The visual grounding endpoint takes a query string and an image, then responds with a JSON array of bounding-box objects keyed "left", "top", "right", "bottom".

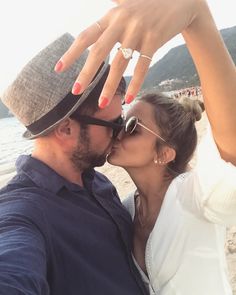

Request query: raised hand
[{"left": 54, "top": 0, "right": 200, "bottom": 108}]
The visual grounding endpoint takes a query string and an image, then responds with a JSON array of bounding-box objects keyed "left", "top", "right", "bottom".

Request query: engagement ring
[{"left": 118, "top": 47, "right": 133, "bottom": 59}]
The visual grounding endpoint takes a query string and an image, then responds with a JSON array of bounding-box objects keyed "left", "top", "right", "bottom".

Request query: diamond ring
[{"left": 118, "top": 47, "right": 133, "bottom": 59}]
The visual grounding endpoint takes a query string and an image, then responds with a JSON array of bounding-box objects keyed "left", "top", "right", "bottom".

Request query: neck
[
  {"left": 126, "top": 166, "right": 172, "bottom": 225},
  {"left": 32, "top": 140, "right": 84, "bottom": 186}
]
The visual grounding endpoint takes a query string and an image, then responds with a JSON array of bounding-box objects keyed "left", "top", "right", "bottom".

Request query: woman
[{"left": 107, "top": 93, "right": 235, "bottom": 294}]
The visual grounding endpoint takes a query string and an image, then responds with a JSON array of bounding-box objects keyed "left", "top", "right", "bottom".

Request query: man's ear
[
  {"left": 157, "top": 146, "right": 176, "bottom": 165},
  {"left": 53, "top": 119, "right": 73, "bottom": 139}
]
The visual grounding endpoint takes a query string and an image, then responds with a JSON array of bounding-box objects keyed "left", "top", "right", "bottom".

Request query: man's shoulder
[
  {"left": 0, "top": 172, "right": 39, "bottom": 197},
  {"left": 0, "top": 173, "right": 47, "bottom": 218}
]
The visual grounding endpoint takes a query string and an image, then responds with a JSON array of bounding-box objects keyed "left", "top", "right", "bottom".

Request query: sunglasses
[
  {"left": 70, "top": 113, "right": 124, "bottom": 139},
  {"left": 124, "top": 116, "right": 167, "bottom": 143}
]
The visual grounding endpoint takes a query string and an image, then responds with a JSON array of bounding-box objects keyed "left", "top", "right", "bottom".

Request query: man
[{"left": 0, "top": 33, "right": 147, "bottom": 295}]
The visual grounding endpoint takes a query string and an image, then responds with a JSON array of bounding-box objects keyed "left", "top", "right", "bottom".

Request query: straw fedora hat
[{"left": 1, "top": 33, "right": 109, "bottom": 139}]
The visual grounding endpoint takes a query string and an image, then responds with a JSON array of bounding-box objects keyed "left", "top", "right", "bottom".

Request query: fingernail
[
  {"left": 125, "top": 94, "right": 134, "bottom": 104},
  {"left": 72, "top": 82, "right": 81, "bottom": 95},
  {"left": 99, "top": 96, "right": 109, "bottom": 109},
  {"left": 54, "top": 60, "right": 63, "bottom": 72}
]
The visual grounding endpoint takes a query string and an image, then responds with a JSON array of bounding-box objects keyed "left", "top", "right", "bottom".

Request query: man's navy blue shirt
[{"left": 0, "top": 155, "right": 147, "bottom": 295}]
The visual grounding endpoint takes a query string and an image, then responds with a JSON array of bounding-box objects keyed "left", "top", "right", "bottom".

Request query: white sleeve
[{"left": 193, "top": 126, "right": 236, "bottom": 225}]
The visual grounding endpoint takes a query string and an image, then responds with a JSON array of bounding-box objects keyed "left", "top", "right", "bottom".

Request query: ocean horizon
[{"left": 0, "top": 117, "right": 33, "bottom": 187}]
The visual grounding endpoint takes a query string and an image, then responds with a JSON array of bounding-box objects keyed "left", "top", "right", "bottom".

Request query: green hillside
[{"left": 130, "top": 26, "right": 236, "bottom": 92}]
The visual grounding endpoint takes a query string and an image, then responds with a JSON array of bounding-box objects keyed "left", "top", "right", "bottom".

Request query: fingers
[
  {"left": 71, "top": 23, "right": 123, "bottom": 96},
  {"left": 53, "top": 0, "right": 162, "bottom": 108},
  {"left": 54, "top": 22, "right": 104, "bottom": 73},
  {"left": 54, "top": 6, "right": 115, "bottom": 73},
  {"left": 98, "top": 36, "right": 153, "bottom": 107},
  {"left": 98, "top": 43, "right": 136, "bottom": 108},
  {"left": 111, "top": 0, "right": 125, "bottom": 4},
  {"left": 97, "top": 25, "right": 140, "bottom": 108},
  {"left": 124, "top": 52, "right": 153, "bottom": 104}
]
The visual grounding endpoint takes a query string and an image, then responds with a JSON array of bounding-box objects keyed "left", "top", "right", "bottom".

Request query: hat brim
[{"left": 23, "top": 129, "right": 36, "bottom": 140}]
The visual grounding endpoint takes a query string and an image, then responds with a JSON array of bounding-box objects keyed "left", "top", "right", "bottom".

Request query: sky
[{"left": 0, "top": 0, "right": 235, "bottom": 95}]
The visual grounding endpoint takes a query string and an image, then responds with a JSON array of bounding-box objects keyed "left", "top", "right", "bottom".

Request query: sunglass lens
[{"left": 125, "top": 117, "right": 137, "bottom": 134}]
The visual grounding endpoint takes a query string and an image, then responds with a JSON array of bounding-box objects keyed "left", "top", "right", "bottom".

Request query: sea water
[{"left": 0, "top": 117, "right": 33, "bottom": 186}]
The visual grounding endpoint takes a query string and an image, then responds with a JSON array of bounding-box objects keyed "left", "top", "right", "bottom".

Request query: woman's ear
[{"left": 157, "top": 146, "right": 176, "bottom": 165}]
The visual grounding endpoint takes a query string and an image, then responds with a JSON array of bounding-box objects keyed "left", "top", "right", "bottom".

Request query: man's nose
[{"left": 116, "top": 129, "right": 125, "bottom": 141}]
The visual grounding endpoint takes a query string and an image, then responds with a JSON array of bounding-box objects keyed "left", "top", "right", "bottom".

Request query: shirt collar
[{"left": 16, "top": 155, "right": 95, "bottom": 194}]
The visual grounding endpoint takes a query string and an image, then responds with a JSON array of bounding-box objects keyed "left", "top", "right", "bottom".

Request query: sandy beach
[{"left": 1, "top": 111, "right": 236, "bottom": 293}]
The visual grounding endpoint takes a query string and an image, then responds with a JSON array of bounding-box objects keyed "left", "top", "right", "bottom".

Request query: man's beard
[{"left": 70, "top": 127, "right": 112, "bottom": 171}]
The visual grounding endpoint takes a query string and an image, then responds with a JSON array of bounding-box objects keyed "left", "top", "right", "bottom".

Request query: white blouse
[{"left": 123, "top": 128, "right": 236, "bottom": 295}]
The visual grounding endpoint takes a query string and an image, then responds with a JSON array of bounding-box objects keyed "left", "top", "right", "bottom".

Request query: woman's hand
[{"left": 54, "top": 0, "right": 201, "bottom": 107}]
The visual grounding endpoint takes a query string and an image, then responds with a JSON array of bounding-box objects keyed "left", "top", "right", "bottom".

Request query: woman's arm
[{"left": 182, "top": 1, "right": 236, "bottom": 164}]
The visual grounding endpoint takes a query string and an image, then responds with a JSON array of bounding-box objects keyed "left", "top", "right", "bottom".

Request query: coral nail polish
[
  {"left": 54, "top": 60, "right": 63, "bottom": 72},
  {"left": 72, "top": 82, "right": 81, "bottom": 95},
  {"left": 99, "top": 97, "right": 109, "bottom": 109},
  {"left": 125, "top": 94, "right": 134, "bottom": 104}
]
